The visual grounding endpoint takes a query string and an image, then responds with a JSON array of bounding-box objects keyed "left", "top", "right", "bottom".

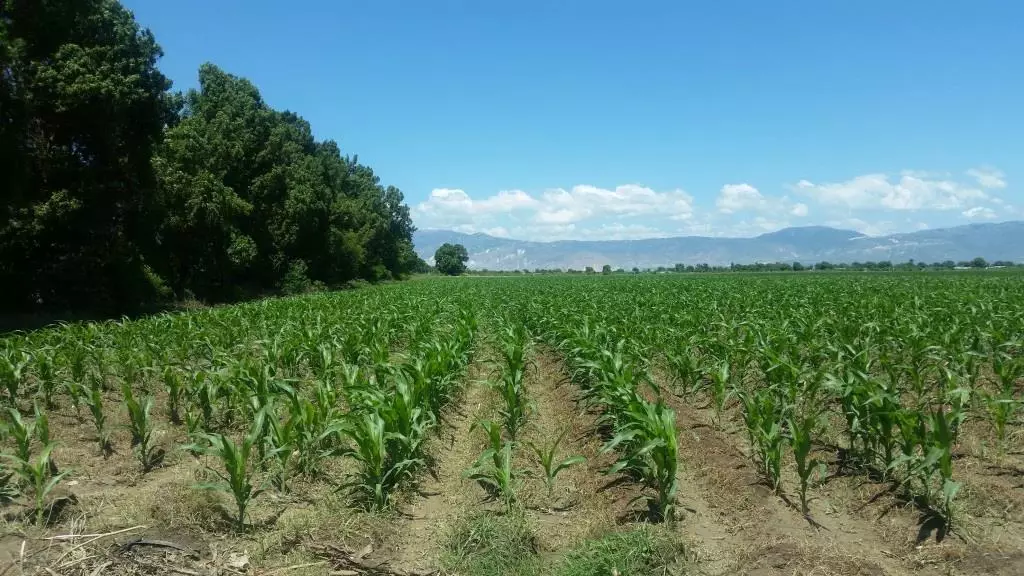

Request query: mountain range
[{"left": 412, "top": 221, "right": 1024, "bottom": 271}]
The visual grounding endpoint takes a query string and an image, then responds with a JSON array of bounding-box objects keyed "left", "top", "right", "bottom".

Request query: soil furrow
[
  {"left": 387, "top": 354, "right": 496, "bottom": 573},
  {"left": 660, "top": 387, "right": 918, "bottom": 576},
  {"left": 516, "top": 351, "right": 639, "bottom": 554}
]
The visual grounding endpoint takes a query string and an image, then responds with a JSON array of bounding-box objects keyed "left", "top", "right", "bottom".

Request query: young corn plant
[
  {"left": 708, "top": 359, "right": 732, "bottom": 429},
  {"left": 265, "top": 412, "right": 297, "bottom": 492},
  {"left": 191, "top": 370, "right": 219, "bottom": 430},
  {"left": 0, "top": 347, "right": 30, "bottom": 406},
  {"left": 3, "top": 442, "right": 69, "bottom": 525},
  {"left": 122, "top": 384, "right": 159, "bottom": 471},
  {"left": 492, "top": 322, "right": 532, "bottom": 439},
  {"left": 189, "top": 410, "right": 267, "bottom": 531},
  {"left": 665, "top": 337, "right": 703, "bottom": 395},
  {"left": 926, "top": 406, "right": 962, "bottom": 528},
  {"left": 65, "top": 345, "right": 90, "bottom": 414},
  {"left": 986, "top": 350, "right": 1022, "bottom": 452},
  {"left": 465, "top": 420, "right": 524, "bottom": 510},
  {"left": 34, "top": 351, "right": 58, "bottom": 409},
  {"left": 0, "top": 467, "right": 16, "bottom": 503},
  {"left": 602, "top": 399, "right": 679, "bottom": 522},
  {"left": 84, "top": 375, "right": 111, "bottom": 454},
  {"left": 184, "top": 407, "right": 204, "bottom": 457},
  {"left": 737, "top": 386, "right": 785, "bottom": 494},
  {"left": 526, "top": 428, "right": 585, "bottom": 502},
  {"left": 33, "top": 403, "right": 51, "bottom": 447},
  {"left": 4, "top": 408, "right": 35, "bottom": 464},
  {"left": 287, "top": 392, "right": 346, "bottom": 477},
  {"left": 340, "top": 411, "right": 420, "bottom": 510},
  {"left": 787, "top": 412, "right": 824, "bottom": 517},
  {"left": 163, "top": 366, "right": 184, "bottom": 424}
]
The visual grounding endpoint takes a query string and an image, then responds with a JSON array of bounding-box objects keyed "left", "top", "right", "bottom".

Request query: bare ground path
[
  {"left": 386, "top": 355, "right": 496, "bottom": 573},
  {"left": 516, "top": 351, "right": 639, "bottom": 554}
]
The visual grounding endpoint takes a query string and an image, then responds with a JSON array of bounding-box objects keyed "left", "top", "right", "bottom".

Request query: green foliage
[
  {"left": 0, "top": 3, "right": 416, "bottom": 315},
  {"left": 555, "top": 526, "right": 688, "bottom": 576},
  {"left": 34, "top": 351, "right": 58, "bottom": 408},
  {"left": 340, "top": 411, "right": 417, "bottom": 510},
  {"left": 122, "top": 384, "right": 159, "bottom": 471},
  {"left": 0, "top": 0, "right": 172, "bottom": 313},
  {"left": 493, "top": 320, "right": 532, "bottom": 438},
  {"left": 435, "top": 243, "right": 469, "bottom": 276},
  {"left": 4, "top": 408, "right": 35, "bottom": 464},
  {"left": 526, "top": 428, "right": 585, "bottom": 501},
  {"left": 188, "top": 410, "right": 267, "bottom": 531},
  {"left": 162, "top": 366, "right": 184, "bottom": 424},
  {"left": 153, "top": 64, "right": 415, "bottom": 303},
  {"left": 787, "top": 412, "right": 824, "bottom": 516},
  {"left": 84, "top": 375, "right": 111, "bottom": 453},
  {"left": 602, "top": 399, "right": 680, "bottom": 522},
  {"left": 3, "top": 442, "right": 69, "bottom": 525},
  {"left": 465, "top": 420, "right": 525, "bottom": 509},
  {"left": 0, "top": 347, "right": 30, "bottom": 405},
  {"left": 3, "top": 405, "right": 66, "bottom": 523},
  {"left": 441, "top": 511, "right": 538, "bottom": 576}
]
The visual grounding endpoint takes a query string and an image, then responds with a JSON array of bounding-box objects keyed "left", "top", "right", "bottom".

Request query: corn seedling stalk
[
  {"left": 737, "top": 387, "right": 785, "bottom": 494},
  {"left": 4, "top": 408, "right": 35, "bottom": 465},
  {"left": 2, "top": 442, "right": 68, "bottom": 525},
  {"left": 708, "top": 360, "right": 731, "bottom": 429},
  {"left": 189, "top": 410, "right": 267, "bottom": 531},
  {"left": 35, "top": 352, "right": 57, "bottom": 408},
  {"left": 526, "top": 428, "right": 584, "bottom": 501},
  {"left": 163, "top": 366, "right": 184, "bottom": 424},
  {"left": 0, "top": 347, "right": 30, "bottom": 406},
  {"left": 465, "top": 420, "right": 523, "bottom": 510},
  {"left": 340, "top": 411, "right": 419, "bottom": 510},
  {"left": 266, "top": 412, "right": 297, "bottom": 492},
  {"left": 602, "top": 399, "right": 679, "bottom": 522},
  {"left": 493, "top": 321, "right": 532, "bottom": 439},
  {"left": 84, "top": 375, "right": 111, "bottom": 454},
  {"left": 122, "top": 383, "right": 159, "bottom": 471},
  {"left": 787, "top": 412, "right": 824, "bottom": 517}
]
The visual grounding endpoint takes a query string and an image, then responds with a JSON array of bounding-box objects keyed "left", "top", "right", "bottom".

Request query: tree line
[
  {"left": 467, "top": 257, "right": 1016, "bottom": 275},
  {"left": 1, "top": 0, "right": 419, "bottom": 315}
]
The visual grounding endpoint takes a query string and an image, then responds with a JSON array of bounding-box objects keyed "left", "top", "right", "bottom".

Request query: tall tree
[
  {"left": 0, "top": 0, "right": 172, "bottom": 312},
  {"left": 154, "top": 64, "right": 417, "bottom": 301},
  {"left": 434, "top": 243, "right": 469, "bottom": 276}
]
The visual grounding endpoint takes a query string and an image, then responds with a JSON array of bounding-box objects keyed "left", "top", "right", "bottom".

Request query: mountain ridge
[{"left": 413, "top": 221, "right": 1024, "bottom": 270}]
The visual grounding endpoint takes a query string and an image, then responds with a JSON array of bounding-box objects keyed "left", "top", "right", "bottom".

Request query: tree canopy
[
  {"left": 434, "top": 243, "right": 469, "bottom": 276},
  {"left": 0, "top": 1, "right": 417, "bottom": 314}
]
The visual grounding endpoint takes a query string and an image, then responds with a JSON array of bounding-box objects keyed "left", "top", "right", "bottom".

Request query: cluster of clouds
[{"left": 412, "top": 166, "right": 1013, "bottom": 241}]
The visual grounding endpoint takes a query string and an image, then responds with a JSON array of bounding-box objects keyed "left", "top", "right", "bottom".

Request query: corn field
[{"left": 1, "top": 273, "right": 1022, "bottom": 575}]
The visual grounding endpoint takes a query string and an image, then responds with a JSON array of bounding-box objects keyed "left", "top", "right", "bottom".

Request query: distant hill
[{"left": 412, "top": 222, "right": 1024, "bottom": 270}]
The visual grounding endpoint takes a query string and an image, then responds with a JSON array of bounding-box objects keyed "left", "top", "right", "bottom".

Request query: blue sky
[{"left": 124, "top": 0, "right": 1023, "bottom": 240}]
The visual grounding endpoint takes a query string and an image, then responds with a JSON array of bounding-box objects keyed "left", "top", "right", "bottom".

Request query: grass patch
[
  {"left": 441, "top": 509, "right": 539, "bottom": 576},
  {"left": 554, "top": 525, "right": 689, "bottom": 576},
  {"left": 441, "top": 513, "right": 689, "bottom": 576}
]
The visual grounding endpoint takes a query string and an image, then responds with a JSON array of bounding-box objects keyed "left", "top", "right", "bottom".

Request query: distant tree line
[
  {"left": 462, "top": 257, "right": 1017, "bottom": 276},
  {"left": 0, "top": 0, "right": 420, "bottom": 315}
]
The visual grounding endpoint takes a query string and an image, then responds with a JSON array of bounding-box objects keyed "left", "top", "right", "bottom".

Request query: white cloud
[
  {"left": 962, "top": 206, "right": 997, "bottom": 220},
  {"left": 716, "top": 183, "right": 765, "bottom": 213},
  {"left": 794, "top": 171, "right": 987, "bottom": 211},
  {"left": 967, "top": 167, "right": 1007, "bottom": 189},
  {"left": 413, "top": 183, "right": 694, "bottom": 240},
  {"left": 536, "top": 184, "right": 694, "bottom": 223},
  {"left": 414, "top": 188, "right": 538, "bottom": 224},
  {"left": 413, "top": 165, "right": 1009, "bottom": 241}
]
